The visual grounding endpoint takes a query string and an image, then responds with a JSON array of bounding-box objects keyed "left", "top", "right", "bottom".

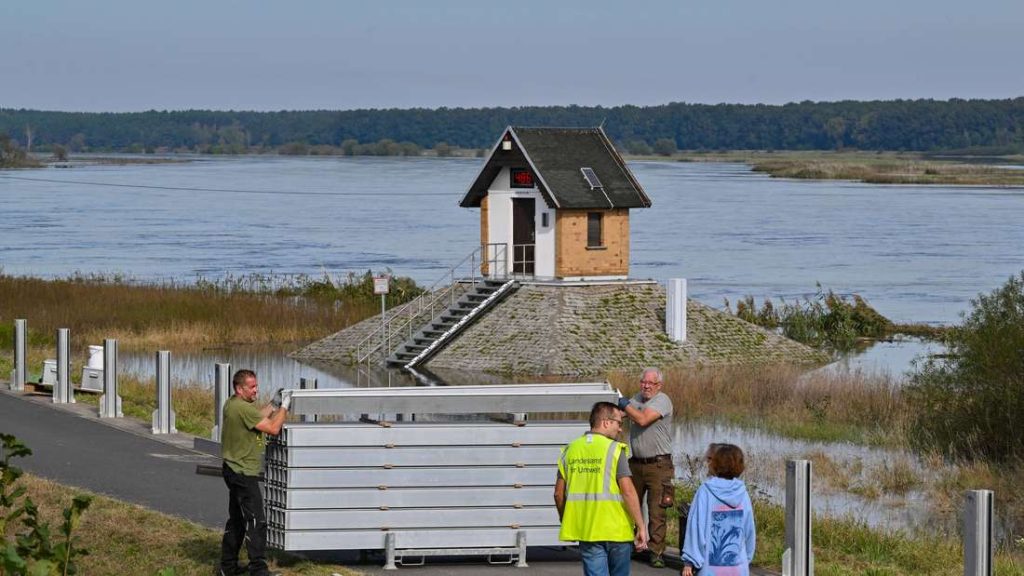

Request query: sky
[{"left": 2, "top": 0, "right": 1023, "bottom": 112}]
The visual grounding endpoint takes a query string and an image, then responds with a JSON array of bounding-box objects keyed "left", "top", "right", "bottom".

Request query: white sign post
[{"left": 374, "top": 275, "right": 390, "bottom": 361}]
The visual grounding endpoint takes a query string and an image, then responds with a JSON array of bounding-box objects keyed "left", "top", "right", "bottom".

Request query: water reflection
[
  {"left": 116, "top": 347, "right": 568, "bottom": 390},
  {"left": 817, "top": 336, "right": 944, "bottom": 380}
]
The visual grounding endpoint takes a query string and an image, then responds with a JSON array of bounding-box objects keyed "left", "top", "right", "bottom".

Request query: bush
[
  {"left": 728, "top": 285, "right": 892, "bottom": 351},
  {"left": 906, "top": 271, "right": 1024, "bottom": 462},
  {"left": 1, "top": 434, "right": 92, "bottom": 575}
]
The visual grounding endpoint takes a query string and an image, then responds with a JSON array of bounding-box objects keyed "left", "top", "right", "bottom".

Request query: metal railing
[{"left": 355, "top": 243, "right": 508, "bottom": 365}]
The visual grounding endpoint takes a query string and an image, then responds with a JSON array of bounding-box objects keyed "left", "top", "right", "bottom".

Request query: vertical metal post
[
  {"left": 12, "top": 319, "right": 27, "bottom": 391},
  {"left": 152, "top": 350, "right": 177, "bottom": 434},
  {"left": 783, "top": 459, "right": 813, "bottom": 576},
  {"left": 300, "top": 377, "right": 317, "bottom": 423},
  {"left": 54, "top": 328, "right": 73, "bottom": 403},
  {"left": 99, "top": 338, "right": 122, "bottom": 418},
  {"left": 380, "top": 293, "right": 386, "bottom": 364},
  {"left": 964, "top": 489, "right": 993, "bottom": 576},
  {"left": 383, "top": 532, "right": 397, "bottom": 570},
  {"left": 515, "top": 530, "right": 529, "bottom": 568},
  {"left": 666, "top": 278, "right": 687, "bottom": 343},
  {"left": 212, "top": 362, "right": 231, "bottom": 442}
]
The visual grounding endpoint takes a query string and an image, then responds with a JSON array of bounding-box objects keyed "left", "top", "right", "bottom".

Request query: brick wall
[{"left": 555, "top": 208, "right": 629, "bottom": 277}]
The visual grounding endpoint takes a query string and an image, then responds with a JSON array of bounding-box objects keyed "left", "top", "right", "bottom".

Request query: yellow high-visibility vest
[{"left": 558, "top": 432, "right": 635, "bottom": 542}]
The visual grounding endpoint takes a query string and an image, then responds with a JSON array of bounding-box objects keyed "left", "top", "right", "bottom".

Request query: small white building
[{"left": 460, "top": 126, "right": 652, "bottom": 281}]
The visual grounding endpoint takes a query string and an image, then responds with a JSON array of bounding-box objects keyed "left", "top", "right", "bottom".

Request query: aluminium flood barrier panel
[{"left": 265, "top": 384, "right": 616, "bottom": 568}]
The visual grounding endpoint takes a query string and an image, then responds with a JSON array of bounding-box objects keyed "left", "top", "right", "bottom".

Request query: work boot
[{"left": 649, "top": 553, "right": 666, "bottom": 568}]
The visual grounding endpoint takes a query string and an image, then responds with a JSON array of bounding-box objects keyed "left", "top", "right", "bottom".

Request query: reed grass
[
  {"left": 0, "top": 271, "right": 421, "bottom": 352},
  {"left": 609, "top": 364, "right": 908, "bottom": 445},
  {"left": 0, "top": 274, "right": 368, "bottom": 351}
]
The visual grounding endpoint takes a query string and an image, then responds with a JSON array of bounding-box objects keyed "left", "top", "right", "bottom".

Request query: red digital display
[{"left": 510, "top": 168, "right": 535, "bottom": 188}]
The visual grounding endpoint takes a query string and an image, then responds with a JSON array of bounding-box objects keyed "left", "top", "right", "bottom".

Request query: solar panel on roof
[{"left": 580, "top": 167, "right": 604, "bottom": 190}]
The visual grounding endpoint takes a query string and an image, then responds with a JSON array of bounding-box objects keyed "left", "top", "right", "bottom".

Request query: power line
[{"left": 0, "top": 174, "right": 453, "bottom": 197}]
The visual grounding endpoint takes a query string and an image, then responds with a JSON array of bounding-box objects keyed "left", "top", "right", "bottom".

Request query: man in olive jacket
[{"left": 219, "top": 369, "right": 290, "bottom": 576}]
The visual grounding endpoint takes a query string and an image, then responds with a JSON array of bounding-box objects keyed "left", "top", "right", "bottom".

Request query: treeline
[{"left": 2, "top": 98, "right": 1024, "bottom": 154}]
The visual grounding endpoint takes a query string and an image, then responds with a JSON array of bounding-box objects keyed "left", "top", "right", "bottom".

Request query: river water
[{"left": 3, "top": 155, "right": 1023, "bottom": 325}]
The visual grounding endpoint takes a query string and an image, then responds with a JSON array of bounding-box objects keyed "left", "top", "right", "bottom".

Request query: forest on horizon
[{"left": 2, "top": 98, "right": 1023, "bottom": 155}]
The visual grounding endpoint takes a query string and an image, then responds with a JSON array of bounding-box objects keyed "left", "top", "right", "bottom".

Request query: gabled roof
[{"left": 459, "top": 126, "right": 652, "bottom": 210}]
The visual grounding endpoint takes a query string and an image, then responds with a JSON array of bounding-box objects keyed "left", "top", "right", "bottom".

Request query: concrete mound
[{"left": 292, "top": 282, "right": 828, "bottom": 376}]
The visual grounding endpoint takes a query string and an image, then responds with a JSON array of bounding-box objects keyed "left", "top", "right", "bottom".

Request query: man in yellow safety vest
[{"left": 555, "top": 401, "right": 649, "bottom": 576}]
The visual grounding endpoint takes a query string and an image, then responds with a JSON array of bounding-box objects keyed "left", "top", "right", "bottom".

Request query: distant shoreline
[{"left": 7, "top": 149, "right": 1024, "bottom": 187}]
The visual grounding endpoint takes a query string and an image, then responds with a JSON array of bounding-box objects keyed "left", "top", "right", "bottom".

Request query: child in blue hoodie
[{"left": 681, "top": 443, "right": 756, "bottom": 576}]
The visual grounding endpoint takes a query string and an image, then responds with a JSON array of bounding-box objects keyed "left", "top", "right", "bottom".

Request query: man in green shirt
[{"left": 219, "top": 369, "right": 290, "bottom": 576}]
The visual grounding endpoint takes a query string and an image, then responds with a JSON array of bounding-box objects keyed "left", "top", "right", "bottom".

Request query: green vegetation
[
  {"left": 3, "top": 97, "right": 1024, "bottom": 155},
  {"left": 726, "top": 286, "right": 894, "bottom": 351},
  {"left": 751, "top": 155, "right": 1024, "bottom": 185},
  {"left": 1, "top": 434, "right": 92, "bottom": 575},
  {"left": 0, "top": 132, "right": 40, "bottom": 168},
  {"left": 906, "top": 271, "right": 1024, "bottom": 462},
  {"left": 664, "top": 484, "right": 1024, "bottom": 575},
  {"left": 610, "top": 364, "right": 907, "bottom": 446},
  {"left": 0, "top": 271, "right": 422, "bottom": 352},
  {"left": 13, "top": 472, "right": 359, "bottom": 576}
]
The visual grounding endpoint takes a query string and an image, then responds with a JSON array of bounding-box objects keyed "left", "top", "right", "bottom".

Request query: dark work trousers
[
  {"left": 220, "top": 462, "right": 269, "bottom": 576},
  {"left": 628, "top": 456, "right": 675, "bottom": 556}
]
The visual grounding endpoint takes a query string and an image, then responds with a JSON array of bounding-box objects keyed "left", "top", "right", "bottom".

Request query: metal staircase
[
  {"left": 355, "top": 243, "right": 511, "bottom": 367},
  {"left": 387, "top": 278, "right": 517, "bottom": 367}
]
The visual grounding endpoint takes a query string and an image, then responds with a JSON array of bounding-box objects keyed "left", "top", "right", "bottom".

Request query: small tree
[
  {"left": 906, "top": 271, "right": 1024, "bottom": 462},
  {"left": 1, "top": 434, "right": 92, "bottom": 575},
  {"left": 433, "top": 142, "right": 451, "bottom": 157},
  {"left": 52, "top": 144, "right": 68, "bottom": 162},
  {"left": 653, "top": 138, "right": 677, "bottom": 156}
]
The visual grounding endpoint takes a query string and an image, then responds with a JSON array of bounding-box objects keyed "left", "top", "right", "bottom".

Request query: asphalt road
[{"left": 0, "top": 387, "right": 227, "bottom": 528}]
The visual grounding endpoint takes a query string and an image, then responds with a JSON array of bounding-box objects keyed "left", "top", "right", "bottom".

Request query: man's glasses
[{"left": 640, "top": 380, "right": 661, "bottom": 386}]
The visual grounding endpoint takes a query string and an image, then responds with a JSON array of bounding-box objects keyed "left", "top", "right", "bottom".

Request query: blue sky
[{"left": 2, "top": 0, "right": 1022, "bottom": 112}]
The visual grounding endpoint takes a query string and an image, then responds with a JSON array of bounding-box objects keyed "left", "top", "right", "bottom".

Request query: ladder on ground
[{"left": 355, "top": 244, "right": 512, "bottom": 367}]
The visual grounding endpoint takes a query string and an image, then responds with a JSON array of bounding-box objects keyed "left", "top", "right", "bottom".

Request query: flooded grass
[
  {"left": 665, "top": 484, "right": 1024, "bottom": 575},
  {"left": 610, "top": 364, "right": 909, "bottom": 446}
]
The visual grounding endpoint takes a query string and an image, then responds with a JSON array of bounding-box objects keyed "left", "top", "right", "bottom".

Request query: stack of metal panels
[{"left": 265, "top": 383, "right": 616, "bottom": 554}]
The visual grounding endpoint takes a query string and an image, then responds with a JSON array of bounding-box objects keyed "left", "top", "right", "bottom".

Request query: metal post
[
  {"left": 152, "top": 351, "right": 177, "bottom": 434},
  {"left": 12, "top": 319, "right": 26, "bottom": 391},
  {"left": 964, "top": 490, "right": 993, "bottom": 576},
  {"left": 54, "top": 328, "right": 74, "bottom": 404},
  {"left": 515, "top": 530, "right": 529, "bottom": 568},
  {"left": 98, "top": 338, "right": 122, "bottom": 418},
  {"left": 783, "top": 459, "right": 813, "bottom": 576},
  {"left": 380, "top": 293, "right": 386, "bottom": 364},
  {"left": 666, "top": 278, "right": 687, "bottom": 343},
  {"left": 383, "top": 532, "right": 397, "bottom": 570},
  {"left": 300, "top": 377, "right": 317, "bottom": 423},
  {"left": 212, "top": 362, "right": 231, "bottom": 442}
]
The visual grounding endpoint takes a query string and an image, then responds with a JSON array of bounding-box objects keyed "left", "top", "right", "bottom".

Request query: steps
[{"left": 387, "top": 279, "right": 517, "bottom": 367}]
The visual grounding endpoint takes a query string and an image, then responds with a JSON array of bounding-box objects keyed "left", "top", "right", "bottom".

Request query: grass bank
[
  {"left": 16, "top": 473, "right": 360, "bottom": 576},
  {"left": 623, "top": 150, "right": 1024, "bottom": 186},
  {"left": 15, "top": 467, "right": 1023, "bottom": 575}
]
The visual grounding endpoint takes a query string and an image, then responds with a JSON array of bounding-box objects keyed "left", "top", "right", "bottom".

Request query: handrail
[{"left": 355, "top": 243, "right": 508, "bottom": 365}]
